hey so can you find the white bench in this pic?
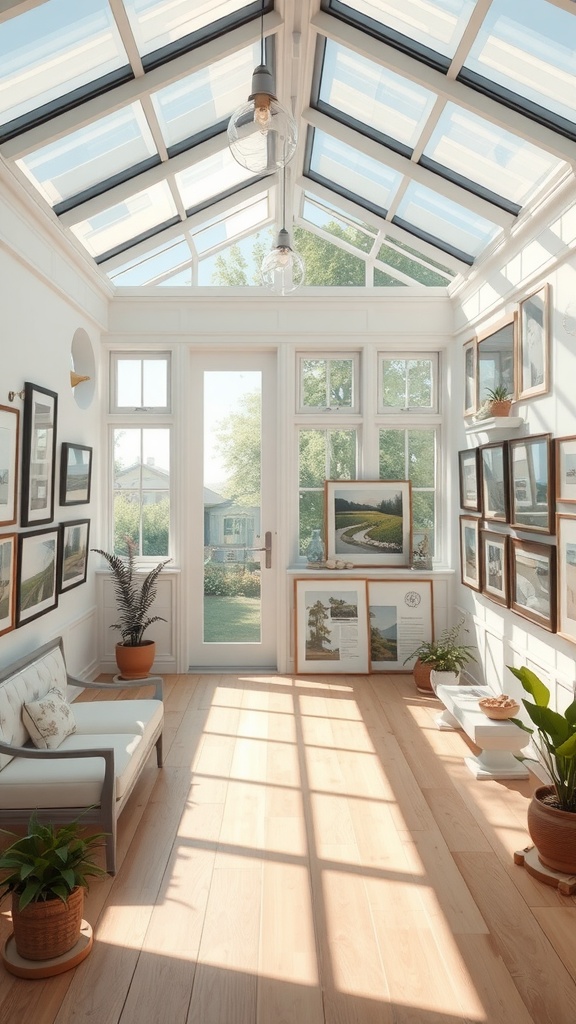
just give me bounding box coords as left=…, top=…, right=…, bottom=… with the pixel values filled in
left=434, top=683, right=529, bottom=780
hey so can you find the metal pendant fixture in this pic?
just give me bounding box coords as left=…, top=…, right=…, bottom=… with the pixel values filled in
left=261, top=164, right=305, bottom=295
left=227, top=2, right=297, bottom=174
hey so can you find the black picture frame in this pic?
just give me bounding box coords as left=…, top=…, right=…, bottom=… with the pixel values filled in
left=16, top=526, right=59, bottom=626
left=21, top=382, right=58, bottom=527
left=60, top=443, right=93, bottom=506
left=458, top=448, right=481, bottom=512
left=59, top=519, right=90, bottom=593
left=0, top=404, right=20, bottom=527
left=480, top=441, right=509, bottom=523
left=481, top=529, right=509, bottom=607
left=510, top=538, right=556, bottom=632
left=509, top=434, right=555, bottom=534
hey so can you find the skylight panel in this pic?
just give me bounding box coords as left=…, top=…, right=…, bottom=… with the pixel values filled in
left=308, top=130, right=402, bottom=215
left=192, top=193, right=269, bottom=254
left=0, top=0, right=129, bottom=133
left=108, top=236, right=192, bottom=285
left=70, top=180, right=178, bottom=259
left=122, top=0, right=258, bottom=59
left=325, top=0, right=476, bottom=62
left=376, top=238, right=452, bottom=285
left=174, top=149, right=255, bottom=212
left=198, top=227, right=274, bottom=285
left=394, top=182, right=499, bottom=261
left=302, top=195, right=376, bottom=253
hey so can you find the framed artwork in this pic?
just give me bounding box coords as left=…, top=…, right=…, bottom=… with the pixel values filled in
left=556, top=515, right=576, bottom=645
left=0, top=533, right=18, bottom=636
left=480, top=441, right=509, bottom=522
left=556, top=436, right=576, bottom=504
left=16, top=526, right=59, bottom=626
left=59, top=519, right=90, bottom=593
left=21, top=382, right=58, bottom=527
left=60, top=443, right=93, bottom=506
left=0, top=405, right=19, bottom=527
left=294, top=578, right=369, bottom=674
left=481, top=530, right=509, bottom=607
left=510, top=538, right=556, bottom=632
left=476, top=315, right=515, bottom=408
left=463, top=341, right=476, bottom=416
left=367, top=579, right=433, bottom=671
left=509, top=434, right=554, bottom=534
left=324, top=480, right=412, bottom=567
left=458, top=449, right=481, bottom=512
left=460, top=515, right=481, bottom=591
left=517, top=284, right=549, bottom=400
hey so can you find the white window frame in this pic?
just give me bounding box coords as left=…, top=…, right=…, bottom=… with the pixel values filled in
left=297, top=352, right=361, bottom=414
left=110, top=422, right=172, bottom=560
left=377, top=351, right=439, bottom=414
left=110, top=351, right=172, bottom=414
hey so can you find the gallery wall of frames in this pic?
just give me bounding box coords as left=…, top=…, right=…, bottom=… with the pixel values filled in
left=0, top=383, right=92, bottom=637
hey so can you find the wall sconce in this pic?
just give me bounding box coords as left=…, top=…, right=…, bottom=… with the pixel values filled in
left=71, top=372, right=91, bottom=388
left=8, top=388, right=25, bottom=402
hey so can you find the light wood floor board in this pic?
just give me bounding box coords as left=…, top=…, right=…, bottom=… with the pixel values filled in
left=1, top=672, right=575, bottom=1024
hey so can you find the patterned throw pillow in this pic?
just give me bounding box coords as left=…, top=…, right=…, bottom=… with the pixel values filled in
left=22, top=689, right=76, bottom=749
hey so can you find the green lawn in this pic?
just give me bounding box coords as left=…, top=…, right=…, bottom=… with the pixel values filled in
left=203, top=595, right=261, bottom=642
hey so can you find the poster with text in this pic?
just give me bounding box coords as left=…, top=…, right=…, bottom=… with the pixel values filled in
left=367, top=579, right=433, bottom=671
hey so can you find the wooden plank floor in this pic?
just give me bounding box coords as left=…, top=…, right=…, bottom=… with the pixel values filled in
left=1, top=672, right=576, bottom=1023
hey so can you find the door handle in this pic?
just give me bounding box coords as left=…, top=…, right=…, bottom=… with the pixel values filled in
left=251, top=531, right=272, bottom=568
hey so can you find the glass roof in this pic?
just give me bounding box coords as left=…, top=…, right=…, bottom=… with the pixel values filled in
left=0, top=0, right=573, bottom=290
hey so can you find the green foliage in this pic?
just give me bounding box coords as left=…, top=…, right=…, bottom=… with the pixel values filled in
left=508, top=665, right=576, bottom=812
left=92, top=537, right=171, bottom=646
left=0, top=813, right=107, bottom=911
left=203, top=563, right=261, bottom=597
left=292, top=226, right=366, bottom=285
left=113, top=495, right=170, bottom=557
left=404, top=618, right=477, bottom=673
left=213, top=391, right=262, bottom=505
left=485, top=385, right=512, bottom=402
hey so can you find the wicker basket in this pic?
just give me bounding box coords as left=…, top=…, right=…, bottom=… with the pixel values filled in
left=478, top=698, right=520, bottom=720
left=11, top=886, right=84, bottom=961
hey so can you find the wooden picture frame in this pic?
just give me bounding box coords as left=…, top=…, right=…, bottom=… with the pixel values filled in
left=517, top=284, right=549, bottom=400
left=16, top=526, right=59, bottom=626
left=59, top=519, right=90, bottom=593
left=294, top=578, right=369, bottom=674
left=556, top=514, right=576, bottom=645
left=460, top=515, right=481, bottom=592
left=0, top=533, right=18, bottom=637
left=324, top=480, right=412, bottom=567
left=509, top=434, right=554, bottom=534
left=510, top=538, right=556, bottom=632
left=21, top=382, right=58, bottom=527
left=367, top=579, right=433, bottom=671
left=458, top=449, right=481, bottom=512
left=0, top=405, right=19, bottom=527
left=60, top=443, right=93, bottom=506
left=481, top=530, right=509, bottom=607
left=480, top=441, right=509, bottom=522
left=555, top=436, right=576, bottom=504
left=463, top=340, right=476, bottom=416
left=476, top=314, right=515, bottom=409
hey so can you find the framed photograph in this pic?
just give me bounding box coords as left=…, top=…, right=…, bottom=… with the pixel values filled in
left=510, top=538, right=556, bottom=631
left=476, top=314, right=515, bottom=408
left=0, top=405, right=19, bottom=527
left=481, top=530, right=509, bottom=607
left=324, top=480, right=411, bottom=567
left=463, top=340, right=476, bottom=416
left=480, top=441, right=509, bottom=522
left=460, top=516, right=481, bottom=591
left=16, top=526, right=59, bottom=626
left=59, top=519, right=90, bottom=593
left=60, top=443, right=93, bottom=506
left=509, top=434, right=554, bottom=534
left=0, top=533, right=18, bottom=636
left=367, top=579, right=433, bottom=671
left=556, top=436, right=576, bottom=504
left=517, top=284, right=549, bottom=399
left=458, top=449, right=481, bottom=512
left=556, top=515, right=576, bottom=644
left=21, top=382, right=58, bottom=527
left=294, top=578, right=369, bottom=674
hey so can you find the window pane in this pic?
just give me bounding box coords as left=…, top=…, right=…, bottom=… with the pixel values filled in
left=302, top=361, right=328, bottom=408
left=379, top=429, right=405, bottom=478
left=123, top=0, right=255, bottom=58
left=115, top=355, right=170, bottom=409
left=330, top=361, right=354, bottom=407
left=309, top=129, right=402, bottom=214
left=395, top=181, right=499, bottom=259
left=300, top=357, right=355, bottom=409
left=117, top=362, right=143, bottom=408
left=329, top=430, right=356, bottom=479
left=299, top=491, right=325, bottom=555
left=328, top=0, right=476, bottom=61
left=70, top=180, right=178, bottom=259
left=113, top=427, right=170, bottom=556
left=175, top=148, right=254, bottom=212
left=143, top=360, right=168, bottom=407
left=381, top=360, right=407, bottom=407
left=413, top=491, right=435, bottom=544
left=408, top=361, right=433, bottom=407
left=299, top=430, right=327, bottom=487
left=408, top=430, right=435, bottom=487
left=381, top=356, right=435, bottom=409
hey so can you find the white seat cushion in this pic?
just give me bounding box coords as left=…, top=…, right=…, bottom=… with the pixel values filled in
left=71, top=699, right=162, bottom=741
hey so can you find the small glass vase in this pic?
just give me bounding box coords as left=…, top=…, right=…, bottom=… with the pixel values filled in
left=306, top=529, right=325, bottom=566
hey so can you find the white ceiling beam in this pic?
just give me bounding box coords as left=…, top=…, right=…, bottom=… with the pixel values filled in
left=108, top=0, right=144, bottom=79
left=447, top=0, right=492, bottom=79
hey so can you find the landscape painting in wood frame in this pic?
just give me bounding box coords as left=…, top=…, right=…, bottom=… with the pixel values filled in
left=367, top=579, right=433, bottom=672
left=16, top=526, right=59, bottom=626
left=509, top=434, right=555, bottom=534
left=510, top=538, right=556, bottom=632
left=458, top=448, right=481, bottom=512
left=325, top=480, right=412, bottom=567
left=21, top=382, right=58, bottom=527
left=294, top=578, right=369, bottom=674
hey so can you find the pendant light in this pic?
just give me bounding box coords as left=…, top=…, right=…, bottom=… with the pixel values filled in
left=227, top=2, right=297, bottom=174
left=261, top=164, right=305, bottom=295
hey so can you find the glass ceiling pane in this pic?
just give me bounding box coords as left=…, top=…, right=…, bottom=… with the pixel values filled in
left=70, top=180, right=178, bottom=258
left=463, top=0, right=576, bottom=127
left=395, top=181, right=499, bottom=259
left=108, top=235, right=192, bottom=285
left=309, top=130, right=402, bottom=214
left=302, top=195, right=376, bottom=253
left=376, top=240, right=451, bottom=285
left=0, top=0, right=128, bottom=128
left=192, top=193, right=269, bottom=254
left=319, top=38, right=436, bottom=149
left=16, top=104, right=157, bottom=207
left=423, top=102, right=563, bottom=207
left=174, top=149, right=254, bottom=211
left=199, top=227, right=273, bottom=285
left=151, top=44, right=259, bottom=150
left=327, top=0, right=476, bottom=61
left=123, top=0, right=256, bottom=58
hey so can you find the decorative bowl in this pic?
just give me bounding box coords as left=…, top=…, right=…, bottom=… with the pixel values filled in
left=478, top=696, right=520, bottom=720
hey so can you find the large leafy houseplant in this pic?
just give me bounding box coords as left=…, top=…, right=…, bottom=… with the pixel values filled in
left=92, top=538, right=171, bottom=647
left=405, top=618, right=477, bottom=674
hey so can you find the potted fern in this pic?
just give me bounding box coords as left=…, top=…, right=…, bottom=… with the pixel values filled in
left=404, top=618, right=477, bottom=693
left=92, top=537, right=171, bottom=679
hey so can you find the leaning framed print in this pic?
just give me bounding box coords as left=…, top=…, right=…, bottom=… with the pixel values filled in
left=460, top=515, right=481, bottom=592
left=509, top=434, right=554, bottom=534
left=20, top=382, right=58, bottom=527
left=517, top=284, right=549, bottom=400
left=556, top=436, right=576, bottom=504
left=0, top=533, right=18, bottom=636
left=324, top=480, right=412, bottom=567
left=0, top=405, right=19, bottom=527
left=480, top=441, right=509, bottom=522
left=509, top=538, right=556, bottom=632
left=60, top=443, right=92, bottom=506
left=294, top=578, right=369, bottom=674
left=481, top=530, right=509, bottom=607
left=556, top=515, right=576, bottom=644
left=16, top=526, right=59, bottom=626
left=367, top=579, right=433, bottom=672
left=463, top=340, right=476, bottom=416
left=458, top=448, right=481, bottom=512
left=59, top=519, right=90, bottom=593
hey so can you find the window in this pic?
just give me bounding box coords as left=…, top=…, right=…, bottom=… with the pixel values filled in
left=298, top=354, right=359, bottom=412
left=379, top=427, right=437, bottom=553
left=378, top=354, right=438, bottom=413
left=298, top=427, right=357, bottom=554
left=111, top=353, right=171, bottom=413
left=112, top=427, right=170, bottom=557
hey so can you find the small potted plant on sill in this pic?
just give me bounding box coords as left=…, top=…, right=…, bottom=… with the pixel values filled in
left=404, top=618, right=477, bottom=693
left=92, top=537, right=171, bottom=679
left=0, top=812, right=106, bottom=962
left=484, top=385, right=513, bottom=417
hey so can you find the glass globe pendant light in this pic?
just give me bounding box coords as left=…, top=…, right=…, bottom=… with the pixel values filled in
left=261, top=165, right=305, bottom=295
left=227, top=2, right=297, bottom=174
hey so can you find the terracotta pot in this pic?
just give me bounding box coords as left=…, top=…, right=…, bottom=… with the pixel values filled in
left=489, top=400, right=512, bottom=417
left=115, top=640, right=156, bottom=680
left=12, top=886, right=84, bottom=960
left=413, top=659, right=434, bottom=692
left=527, top=784, right=576, bottom=874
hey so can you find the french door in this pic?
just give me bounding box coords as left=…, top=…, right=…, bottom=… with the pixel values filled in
left=188, top=351, right=277, bottom=669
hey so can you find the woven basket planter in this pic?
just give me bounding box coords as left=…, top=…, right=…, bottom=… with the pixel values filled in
left=11, top=886, right=84, bottom=960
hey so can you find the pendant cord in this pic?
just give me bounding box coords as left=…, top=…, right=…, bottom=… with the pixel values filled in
left=281, top=164, right=286, bottom=233
left=260, top=0, right=264, bottom=65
